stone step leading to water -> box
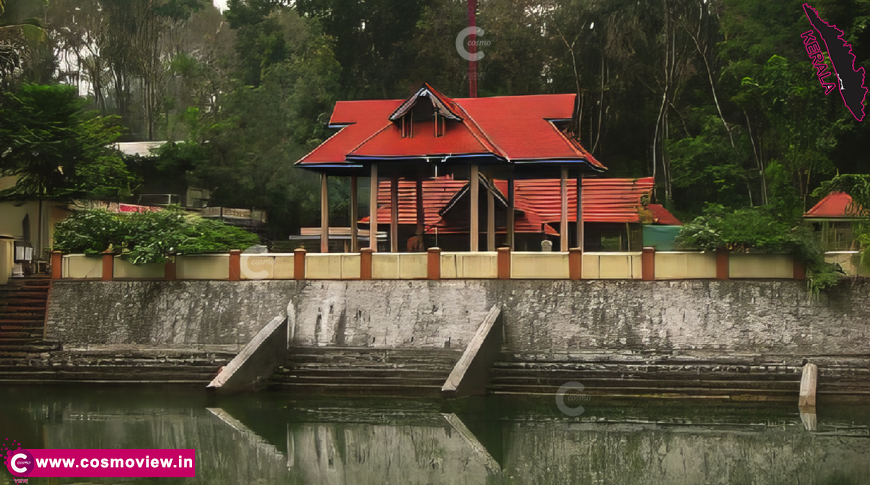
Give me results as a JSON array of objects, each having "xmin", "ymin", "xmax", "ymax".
[{"xmin": 268, "ymin": 346, "xmax": 463, "ymax": 396}]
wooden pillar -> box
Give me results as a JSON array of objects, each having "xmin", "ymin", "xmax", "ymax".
[
  {"xmin": 350, "ymin": 175, "xmax": 359, "ymax": 252},
  {"xmin": 487, "ymin": 174, "xmax": 495, "ymax": 251},
  {"xmin": 294, "ymin": 248, "xmax": 306, "ymax": 280},
  {"xmin": 497, "ymin": 247, "xmax": 510, "ymax": 279},
  {"xmin": 576, "ymin": 174, "xmax": 583, "ymax": 251},
  {"xmin": 369, "ymin": 164, "xmax": 378, "ymax": 251},
  {"xmin": 427, "ymin": 247, "xmax": 441, "ymax": 280},
  {"xmin": 320, "ymin": 173, "xmax": 329, "ymax": 253},
  {"xmin": 560, "ymin": 166, "xmax": 568, "ymax": 252},
  {"xmin": 51, "ymin": 251, "xmax": 62, "ymax": 279},
  {"xmin": 507, "ymin": 178, "xmax": 515, "ymax": 250},
  {"xmin": 360, "ymin": 248, "xmax": 373, "ymax": 280},
  {"xmin": 569, "ymin": 248, "xmax": 583, "ymax": 280},
  {"xmin": 470, "ymin": 165, "xmax": 479, "ymax": 251},
  {"xmin": 390, "ymin": 175, "xmax": 399, "ymax": 253},
  {"xmin": 416, "ymin": 172, "xmax": 425, "ymax": 243},
  {"xmin": 716, "ymin": 248, "xmax": 729, "ymax": 280},
  {"xmin": 642, "ymin": 247, "xmax": 655, "ymax": 281},
  {"xmin": 101, "ymin": 251, "xmax": 114, "ymax": 281},
  {"xmin": 229, "ymin": 249, "xmax": 241, "ymax": 281}
]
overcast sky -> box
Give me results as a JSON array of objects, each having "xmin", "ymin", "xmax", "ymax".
[{"xmin": 213, "ymin": 0, "xmax": 228, "ymax": 11}]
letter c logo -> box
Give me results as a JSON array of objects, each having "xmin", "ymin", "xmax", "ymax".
[
  {"xmin": 10, "ymin": 454, "xmax": 28, "ymax": 473},
  {"xmin": 456, "ymin": 27, "xmax": 486, "ymax": 61},
  {"xmin": 8, "ymin": 451, "xmax": 34, "ymax": 476}
]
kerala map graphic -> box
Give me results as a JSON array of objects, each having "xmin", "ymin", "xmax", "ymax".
[{"xmin": 803, "ymin": 3, "xmax": 868, "ymax": 121}]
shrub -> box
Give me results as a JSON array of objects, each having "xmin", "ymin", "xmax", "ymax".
[
  {"xmin": 53, "ymin": 208, "xmax": 260, "ymax": 265},
  {"xmin": 676, "ymin": 204, "xmax": 842, "ymax": 295}
]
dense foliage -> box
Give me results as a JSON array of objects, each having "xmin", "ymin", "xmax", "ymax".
[
  {"xmin": 1, "ymin": 0, "xmax": 869, "ymax": 240},
  {"xmin": 53, "ymin": 208, "xmax": 261, "ymax": 264},
  {"xmin": 0, "ymin": 83, "xmax": 139, "ymax": 201},
  {"xmin": 676, "ymin": 204, "xmax": 842, "ymax": 293}
]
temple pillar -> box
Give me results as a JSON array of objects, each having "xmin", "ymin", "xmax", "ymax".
[
  {"xmin": 350, "ymin": 175, "xmax": 359, "ymax": 252},
  {"xmin": 320, "ymin": 173, "xmax": 329, "ymax": 253},
  {"xmin": 470, "ymin": 165, "xmax": 480, "ymax": 251},
  {"xmin": 487, "ymin": 173, "xmax": 495, "ymax": 251},
  {"xmin": 560, "ymin": 166, "xmax": 568, "ymax": 252},
  {"xmin": 576, "ymin": 173, "xmax": 583, "ymax": 251},
  {"xmin": 390, "ymin": 175, "xmax": 399, "ymax": 253},
  {"xmin": 369, "ymin": 164, "xmax": 378, "ymax": 251},
  {"xmin": 507, "ymin": 178, "xmax": 515, "ymax": 250}
]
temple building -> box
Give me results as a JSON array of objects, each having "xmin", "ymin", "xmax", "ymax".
[{"xmin": 296, "ymin": 83, "xmax": 678, "ymax": 253}]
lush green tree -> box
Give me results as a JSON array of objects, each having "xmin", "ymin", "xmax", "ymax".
[
  {"xmin": 0, "ymin": 83, "xmax": 140, "ymax": 201},
  {"xmin": 0, "ymin": 0, "xmax": 49, "ymax": 87}
]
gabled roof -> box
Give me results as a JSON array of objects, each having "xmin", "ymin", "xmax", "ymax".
[
  {"xmin": 804, "ymin": 192, "xmax": 864, "ymax": 218},
  {"xmin": 296, "ymin": 84, "xmax": 606, "ymax": 172},
  {"xmin": 647, "ymin": 204, "xmax": 682, "ymax": 225},
  {"xmin": 389, "ymin": 84, "xmax": 462, "ymax": 121}
]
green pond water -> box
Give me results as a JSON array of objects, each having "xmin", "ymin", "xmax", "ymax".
[{"xmin": 1, "ymin": 386, "xmax": 869, "ymax": 484}]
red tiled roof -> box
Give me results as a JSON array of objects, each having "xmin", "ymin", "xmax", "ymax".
[
  {"xmin": 360, "ymin": 177, "xmax": 466, "ymax": 227},
  {"xmin": 297, "ymin": 83, "xmax": 604, "ymax": 170},
  {"xmin": 804, "ymin": 192, "xmax": 863, "ymax": 218},
  {"xmin": 296, "ymin": 99, "xmax": 402, "ymax": 165},
  {"xmin": 647, "ymin": 204, "xmax": 682, "ymax": 225},
  {"xmin": 361, "ymin": 176, "xmax": 658, "ymax": 236},
  {"xmin": 492, "ymin": 177, "xmax": 655, "ymax": 224},
  {"xmin": 359, "ymin": 177, "xmax": 557, "ymax": 235}
]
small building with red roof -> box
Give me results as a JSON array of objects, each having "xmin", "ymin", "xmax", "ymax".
[{"xmin": 804, "ymin": 192, "xmax": 863, "ymax": 251}]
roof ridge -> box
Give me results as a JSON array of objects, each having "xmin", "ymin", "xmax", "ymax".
[{"xmin": 452, "ymin": 101, "xmax": 508, "ymax": 160}]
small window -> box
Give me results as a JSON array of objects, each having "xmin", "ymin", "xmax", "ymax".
[{"xmin": 401, "ymin": 116, "xmax": 413, "ymax": 138}]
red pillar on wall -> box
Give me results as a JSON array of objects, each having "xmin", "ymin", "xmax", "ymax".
[
  {"xmin": 229, "ymin": 249, "xmax": 241, "ymax": 281},
  {"xmin": 101, "ymin": 251, "xmax": 114, "ymax": 281},
  {"xmin": 360, "ymin": 248, "xmax": 373, "ymax": 280},
  {"xmin": 428, "ymin": 247, "xmax": 441, "ymax": 280},
  {"xmin": 497, "ymin": 247, "xmax": 511, "ymax": 279},
  {"xmin": 716, "ymin": 248, "xmax": 729, "ymax": 280},
  {"xmin": 569, "ymin": 248, "xmax": 583, "ymax": 280},
  {"xmin": 164, "ymin": 258, "xmax": 177, "ymax": 281},
  {"xmin": 642, "ymin": 247, "xmax": 655, "ymax": 281},
  {"xmin": 794, "ymin": 259, "xmax": 806, "ymax": 280},
  {"xmin": 294, "ymin": 248, "xmax": 306, "ymax": 280},
  {"xmin": 51, "ymin": 251, "xmax": 62, "ymax": 279}
]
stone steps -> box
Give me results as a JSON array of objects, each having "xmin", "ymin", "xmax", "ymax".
[
  {"xmin": 487, "ymin": 354, "xmax": 870, "ymax": 397},
  {"xmin": 268, "ymin": 347, "xmax": 461, "ymax": 396},
  {"xmin": 0, "ymin": 342, "xmax": 62, "ymax": 353},
  {"xmin": 0, "ymin": 350, "xmax": 234, "ymax": 384},
  {"xmin": 0, "ymin": 298, "xmax": 48, "ymax": 307}
]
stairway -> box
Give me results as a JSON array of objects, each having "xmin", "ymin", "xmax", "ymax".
[
  {"xmin": 0, "ymin": 276, "xmax": 233, "ymax": 384},
  {"xmin": 487, "ymin": 352, "xmax": 803, "ymax": 399},
  {"xmin": 0, "ymin": 276, "xmax": 60, "ymax": 361},
  {"xmin": 268, "ymin": 347, "xmax": 463, "ymax": 397}
]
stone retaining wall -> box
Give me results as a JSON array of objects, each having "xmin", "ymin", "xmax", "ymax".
[{"xmin": 46, "ymin": 279, "xmax": 869, "ymax": 358}]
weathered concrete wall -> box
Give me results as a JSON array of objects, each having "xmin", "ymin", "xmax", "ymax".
[
  {"xmin": 46, "ymin": 280, "xmax": 870, "ymax": 357},
  {"xmin": 45, "ymin": 281, "xmax": 297, "ymax": 347}
]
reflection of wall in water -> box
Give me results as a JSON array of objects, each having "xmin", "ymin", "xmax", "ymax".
[
  {"xmin": 501, "ymin": 422, "xmax": 870, "ymax": 485},
  {"xmin": 286, "ymin": 423, "xmax": 491, "ymax": 485},
  {"xmin": 43, "ymin": 410, "xmax": 290, "ymax": 485}
]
